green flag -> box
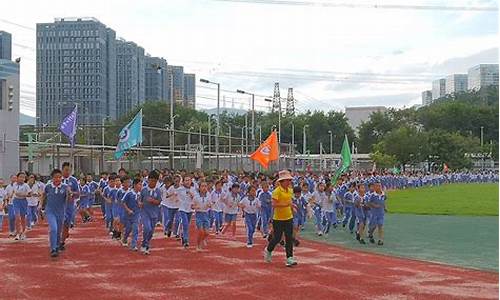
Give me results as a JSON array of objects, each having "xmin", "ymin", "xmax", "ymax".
[{"xmin": 333, "ymin": 135, "xmax": 352, "ymax": 181}]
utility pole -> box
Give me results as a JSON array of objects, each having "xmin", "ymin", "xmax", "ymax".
[
  {"xmin": 286, "ymin": 87, "xmax": 295, "ymax": 116},
  {"xmin": 169, "ymin": 69, "xmax": 175, "ymax": 170},
  {"xmin": 291, "ymin": 123, "xmax": 295, "ymax": 172}
]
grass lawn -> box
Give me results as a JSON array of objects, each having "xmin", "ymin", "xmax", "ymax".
[{"xmin": 387, "ymin": 183, "xmax": 499, "ymax": 216}]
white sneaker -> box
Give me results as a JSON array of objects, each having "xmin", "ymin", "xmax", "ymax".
[
  {"xmin": 140, "ymin": 246, "xmax": 147, "ymax": 253},
  {"xmin": 14, "ymin": 234, "xmax": 20, "ymax": 241},
  {"xmin": 246, "ymin": 243, "xmax": 253, "ymax": 248},
  {"xmin": 144, "ymin": 248, "xmax": 150, "ymax": 255},
  {"xmin": 20, "ymin": 234, "xmax": 26, "ymax": 240}
]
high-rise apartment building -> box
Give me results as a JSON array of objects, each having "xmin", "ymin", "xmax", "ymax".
[
  {"xmin": 432, "ymin": 78, "xmax": 446, "ymax": 100},
  {"xmin": 167, "ymin": 65, "xmax": 184, "ymax": 105},
  {"xmin": 145, "ymin": 56, "xmax": 168, "ymax": 102},
  {"xmin": 468, "ymin": 64, "xmax": 499, "ymax": 91},
  {"xmin": 183, "ymin": 73, "xmax": 195, "ymax": 109},
  {"xmin": 421, "ymin": 90, "xmax": 432, "ymax": 106},
  {"xmin": 0, "ymin": 31, "xmax": 12, "ymax": 60},
  {"xmin": 445, "ymin": 74, "xmax": 468, "ymax": 94}
]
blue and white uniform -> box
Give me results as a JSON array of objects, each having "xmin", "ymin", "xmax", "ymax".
[
  {"xmin": 210, "ymin": 189, "xmax": 225, "ymax": 233},
  {"xmin": 177, "ymin": 185, "xmax": 195, "ymax": 245},
  {"xmin": 140, "ymin": 185, "xmax": 161, "ymax": 250},
  {"xmin": 240, "ymin": 195, "xmax": 260, "ymax": 245},
  {"xmin": 62, "ymin": 175, "xmax": 79, "ymax": 226},
  {"xmin": 122, "ymin": 189, "xmax": 140, "ymax": 249},
  {"xmin": 44, "ymin": 182, "xmax": 69, "ymax": 251},
  {"xmin": 194, "ymin": 192, "xmax": 211, "ymax": 230}
]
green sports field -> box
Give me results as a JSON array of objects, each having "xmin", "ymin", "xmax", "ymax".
[
  {"xmin": 302, "ymin": 183, "xmax": 499, "ymax": 271},
  {"xmin": 387, "ymin": 183, "xmax": 499, "ymax": 216}
]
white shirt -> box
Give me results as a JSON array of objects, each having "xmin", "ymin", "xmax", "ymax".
[
  {"xmin": 223, "ymin": 192, "xmax": 241, "ymax": 215},
  {"xmin": 177, "ymin": 185, "xmax": 195, "ymax": 213},
  {"xmin": 193, "ymin": 192, "xmax": 211, "ymax": 213},
  {"xmin": 0, "ymin": 187, "xmax": 6, "ymax": 215},
  {"xmin": 13, "ymin": 182, "xmax": 31, "ymax": 200},
  {"xmin": 5, "ymin": 183, "xmax": 15, "ymax": 204},
  {"xmin": 210, "ymin": 190, "xmax": 225, "ymax": 212},
  {"xmin": 161, "ymin": 185, "xmax": 181, "ymax": 209},
  {"xmin": 28, "ymin": 182, "xmax": 44, "ymax": 206},
  {"xmin": 240, "ymin": 196, "xmax": 260, "ymax": 214},
  {"xmin": 321, "ymin": 192, "xmax": 336, "ymax": 212}
]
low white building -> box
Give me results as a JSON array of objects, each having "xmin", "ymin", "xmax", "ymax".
[{"xmin": 345, "ymin": 106, "xmax": 387, "ymax": 132}]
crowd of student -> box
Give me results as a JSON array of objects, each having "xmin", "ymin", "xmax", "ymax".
[{"xmin": 0, "ymin": 165, "xmax": 497, "ymax": 267}]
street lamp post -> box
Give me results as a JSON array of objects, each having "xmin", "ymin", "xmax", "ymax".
[
  {"xmin": 100, "ymin": 116, "xmax": 109, "ymax": 173},
  {"xmin": 328, "ymin": 130, "xmax": 333, "ymax": 155},
  {"xmin": 303, "ymin": 125, "xmax": 309, "ymax": 156},
  {"xmin": 237, "ymin": 89, "xmax": 256, "ymax": 172},
  {"xmin": 200, "ymin": 79, "xmax": 221, "ymax": 170},
  {"xmin": 188, "ymin": 127, "xmax": 193, "ymax": 169},
  {"xmin": 291, "ymin": 122, "xmax": 295, "ymax": 172}
]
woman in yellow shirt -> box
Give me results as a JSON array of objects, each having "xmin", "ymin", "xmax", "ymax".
[{"xmin": 264, "ymin": 170, "xmax": 298, "ymax": 267}]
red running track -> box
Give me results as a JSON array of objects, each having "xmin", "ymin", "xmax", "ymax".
[{"xmin": 0, "ymin": 212, "xmax": 498, "ymax": 300}]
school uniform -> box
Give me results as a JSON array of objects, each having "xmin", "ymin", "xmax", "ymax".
[
  {"xmin": 353, "ymin": 191, "xmax": 366, "ymax": 225},
  {"xmin": 103, "ymin": 185, "xmax": 114, "ymax": 230},
  {"xmin": 223, "ymin": 192, "xmax": 241, "ymax": 223},
  {"xmin": 210, "ymin": 189, "xmax": 225, "ymax": 233},
  {"xmin": 321, "ymin": 192, "xmax": 336, "ymax": 234},
  {"xmin": 12, "ymin": 182, "xmax": 30, "ymax": 217},
  {"xmin": 87, "ymin": 180, "xmax": 98, "ymax": 207},
  {"xmin": 122, "ymin": 190, "xmax": 140, "ymax": 249},
  {"xmin": 78, "ymin": 184, "xmax": 91, "ymax": 210},
  {"xmin": 177, "ymin": 185, "xmax": 195, "ymax": 246},
  {"xmin": 98, "ymin": 178, "xmax": 108, "ymax": 216},
  {"xmin": 311, "ymin": 191, "xmax": 325, "ymax": 233},
  {"xmin": 62, "ymin": 176, "xmax": 80, "ymax": 227},
  {"xmin": 0, "ymin": 187, "xmax": 6, "ymax": 231},
  {"xmin": 367, "ymin": 192, "xmax": 386, "ymax": 229},
  {"xmin": 193, "ymin": 192, "xmax": 210, "ymax": 230},
  {"xmin": 27, "ymin": 182, "xmax": 43, "ymax": 227},
  {"xmin": 5, "ymin": 183, "xmax": 16, "ymax": 234},
  {"xmin": 342, "ymin": 190, "xmax": 356, "ymax": 232},
  {"xmin": 117, "ymin": 187, "xmax": 129, "ymax": 224},
  {"xmin": 161, "ymin": 184, "xmax": 180, "ymax": 235},
  {"xmin": 292, "ymin": 195, "xmax": 306, "ymax": 228},
  {"xmin": 258, "ymin": 190, "xmax": 272, "ymax": 235},
  {"xmin": 140, "ymin": 186, "xmax": 161, "ymax": 250},
  {"xmin": 44, "ymin": 183, "xmax": 69, "ymax": 252},
  {"xmin": 240, "ymin": 195, "xmax": 260, "ymax": 245}
]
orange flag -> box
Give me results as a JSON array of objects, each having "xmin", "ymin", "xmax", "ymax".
[{"xmin": 250, "ymin": 131, "xmax": 279, "ymax": 169}]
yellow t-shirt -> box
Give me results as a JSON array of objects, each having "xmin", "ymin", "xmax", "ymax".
[{"xmin": 272, "ymin": 185, "xmax": 293, "ymax": 221}]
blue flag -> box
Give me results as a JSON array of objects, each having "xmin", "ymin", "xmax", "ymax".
[
  {"xmin": 115, "ymin": 109, "xmax": 143, "ymax": 159},
  {"xmin": 59, "ymin": 105, "xmax": 78, "ymax": 147}
]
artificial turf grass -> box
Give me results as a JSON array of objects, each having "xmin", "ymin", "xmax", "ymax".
[{"xmin": 386, "ymin": 183, "xmax": 499, "ymax": 216}]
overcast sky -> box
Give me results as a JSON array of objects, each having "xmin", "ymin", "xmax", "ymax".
[{"xmin": 1, "ymin": 0, "xmax": 498, "ymax": 117}]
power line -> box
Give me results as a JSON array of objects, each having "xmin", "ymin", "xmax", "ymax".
[
  {"xmin": 0, "ymin": 18, "xmax": 35, "ymax": 30},
  {"xmin": 214, "ymin": 0, "xmax": 498, "ymax": 11}
]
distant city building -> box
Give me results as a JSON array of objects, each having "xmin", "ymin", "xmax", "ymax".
[
  {"xmin": 421, "ymin": 90, "xmax": 432, "ymax": 105},
  {"xmin": 432, "ymin": 78, "xmax": 446, "ymax": 100},
  {"xmin": 115, "ymin": 39, "xmax": 145, "ymax": 117},
  {"xmin": 445, "ymin": 74, "xmax": 468, "ymax": 94},
  {"xmin": 183, "ymin": 73, "xmax": 196, "ymax": 109},
  {"xmin": 36, "ymin": 17, "xmax": 117, "ymax": 125},
  {"xmin": 0, "ymin": 58, "xmax": 20, "ymax": 178},
  {"xmin": 467, "ymin": 64, "xmax": 499, "ymax": 91},
  {"xmin": 145, "ymin": 56, "xmax": 168, "ymax": 103},
  {"xmin": 345, "ymin": 106, "xmax": 387, "ymax": 132},
  {"xmin": 167, "ymin": 65, "xmax": 184, "ymax": 105},
  {"xmin": 0, "ymin": 31, "xmax": 12, "ymax": 60}
]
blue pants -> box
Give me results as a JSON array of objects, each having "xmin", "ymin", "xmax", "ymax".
[
  {"xmin": 124, "ymin": 212, "xmax": 139, "ymax": 248},
  {"xmin": 64, "ymin": 202, "xmax": 75, "ymax": 226},
  {"xmin": 141, "ymin": 212, "xmax": 158, "ymax": 249},
  {"xmin": 174, "ymin": 212, "xmax": 182, "ymax": 235},
  {"xmin": 244, "ymin": 213, "xmax": 257, "ymax": 245},
  {"xmin": 161, "ymin": 206, "xmax": 178, "ymax": 234},
  {"xmin": 13, "ymin": 198, "xmax": 28, "ymax": 217},
  {"xmin": 0, "ymin": 215, "xmax": 3, "ymax": 231},
  {"xmin": 260, "ymin": 207, "xmax": 272, "ymax": 235},
  {"xmin": 27, "ymin": 206, "xmax": 38, "ymax": 226},
  {"xmin": 46, "ymin": 211, "xmax": 64, "ymax": 251},
  {"xmin": 7, "ymin": 204, "xmax": 15, "ymax": 233},
  {"xmin": 178, "ymin": 211, "xmax": 192, "ymax": 245},
  {"xmin": 323, "ymin": 211, "xmax": 336, "ymax": 234},
  {"xmin": 313, "ymin": 208, "xmax": 323, "ymax": 232},
  {"xmin": 208, "ymin": 210, "xmax": 215, "ymax": 229},
  {"xmin": 105, "ymin": 203, "xmax": 113, "ymax": 229},
  {"xmin": 342, "ymin": 206, "xmax": 356, "ymax": 232},
  {"xmin": 213, "ymin": 211, "xmax": 223, "ymax": 232}
]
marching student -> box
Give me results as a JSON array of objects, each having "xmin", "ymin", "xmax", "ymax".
[
  {"xmin": 161, "ymin": 175, "xmax": 180, "ymax": 237},
  {"xmin": 193, "ymin": 181, "xmax": 211, "ymax": 251},
  {"xmin": 177, "ymin": 176, "xmax": 196, "ymax": 249},
  {"xmin": 264, "ymin": 170, "xmax": 297, "ymax": 267},
  {"xmin": 26, "ymin": 174, "xmax": 42, "ymax": 230},
  {"xmin": 291, "ymin": 186, "xmax": 307, "ymax": 246},
  {"xmin": 78, "ymin": 176, "xmax": 91, "ymax": 223},
  {"xmin": 322, "ymin": 182, "xmax": 337, "ymax": 236},
  {"xmin": 354, "ymin": 182, "xmax": 367, "ymax": 244},
  {"xmin": 366, "ymin": 181, "xmax": 387, "ymax": 246},
  {"xmin": 103, "ymin": 174, "xmax": 116, "ymax": 232},
  {"xmin": 117, "ymin": 175, "xmax": 131, "ymax": 240},
  {"xmin": 61, "ymin": 162, "xmax": 80, "ymax": 249},
  {"xmin": 342, "ymin": 182, "xmax": 356, "ymax": 233},
  {"xmin": 122, "ymin": 178, "xmax": 142, "ymax": 251},
  {"xmin": 221, "ymin": 183, "xmax": 241, "ymax": 240},
  {"xmin": 239, "ymin": 185, "xmax": 260, "ymax": 248},
  {"xmin": 41, "ymin": 169, "xmax": 70, "ymax": 257},
  {"xmin": 97, "ymin": 172, "xmax": 109, "ymax": 218},
  {"xmin": 139, "ymin": 171, "xmax": 162, "ymax": 255},
  {"xmin": 12, "ymin": 172, "xmax": 31, "ymax": 240},
  {"xmin": 111, "ymin": 176, "xmax": 122, "ymax": 240},
  {"xmin": 5, "ymin": 175, "xmax": 17, "ymax": 237},
  {"xmin": 209, "ymin": 180, "xmax": 225, "ymax": 235},
  {"xmin": 311, "ymin": 182, "xmax": 326, "ymax": 236},
  {"xmin": 0, "ymin": 178, "xmax": 5, "ymax": 234},
  {"xmin": 86, "ymin": 174, "xmax": 99, "ymax": 219},
  {"xmin": 300, "ymin": 182, "xmax": 312, "ymax": 228},
  {"xmin": 258, "ymin": 181, "xmax": 272, "ymax": 238}
]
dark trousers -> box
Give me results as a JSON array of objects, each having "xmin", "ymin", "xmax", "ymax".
[{"xmin": 267, "ymin": 218, "xmax": 294, "ymax": 258}]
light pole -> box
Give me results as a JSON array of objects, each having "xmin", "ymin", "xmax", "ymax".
[
  {"xmin": 100, "ymin": 116, "xmax": 109, "ymax": 173},
  {"xmin": 200, "ymin": 79, "xmax": 220, "ymax": 170},
  {"xmin": 187, "ymin": 126, "xmax": 193, "ymax": 169},
  {"xmin": 291, "ymin": 122, "xmax": 295, "ymax": 172},
  {"xmin": 303, "ymin": 125, "xmax": 309, "ymax": 156},
  {"xmin": 256, "ymin": 125, "xmax": 262, "ymax": 144},
  {"xmin": 480, "ymin": 126, "xmax": 484, "ymax": 147},
  {"xmin": 328, "ymin": 130, "xmax": 333, "ymax": 154},
  {"xmin": 170, "ymin": 114, "xmax": 179, "ymax": 170},
  {"xmin": 237, "ymin": 89, "xmax": 256, "ymax": 172},
  {"xmin": 241, "ymin": 126, "xmax": 246, "ymax": 170}
]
